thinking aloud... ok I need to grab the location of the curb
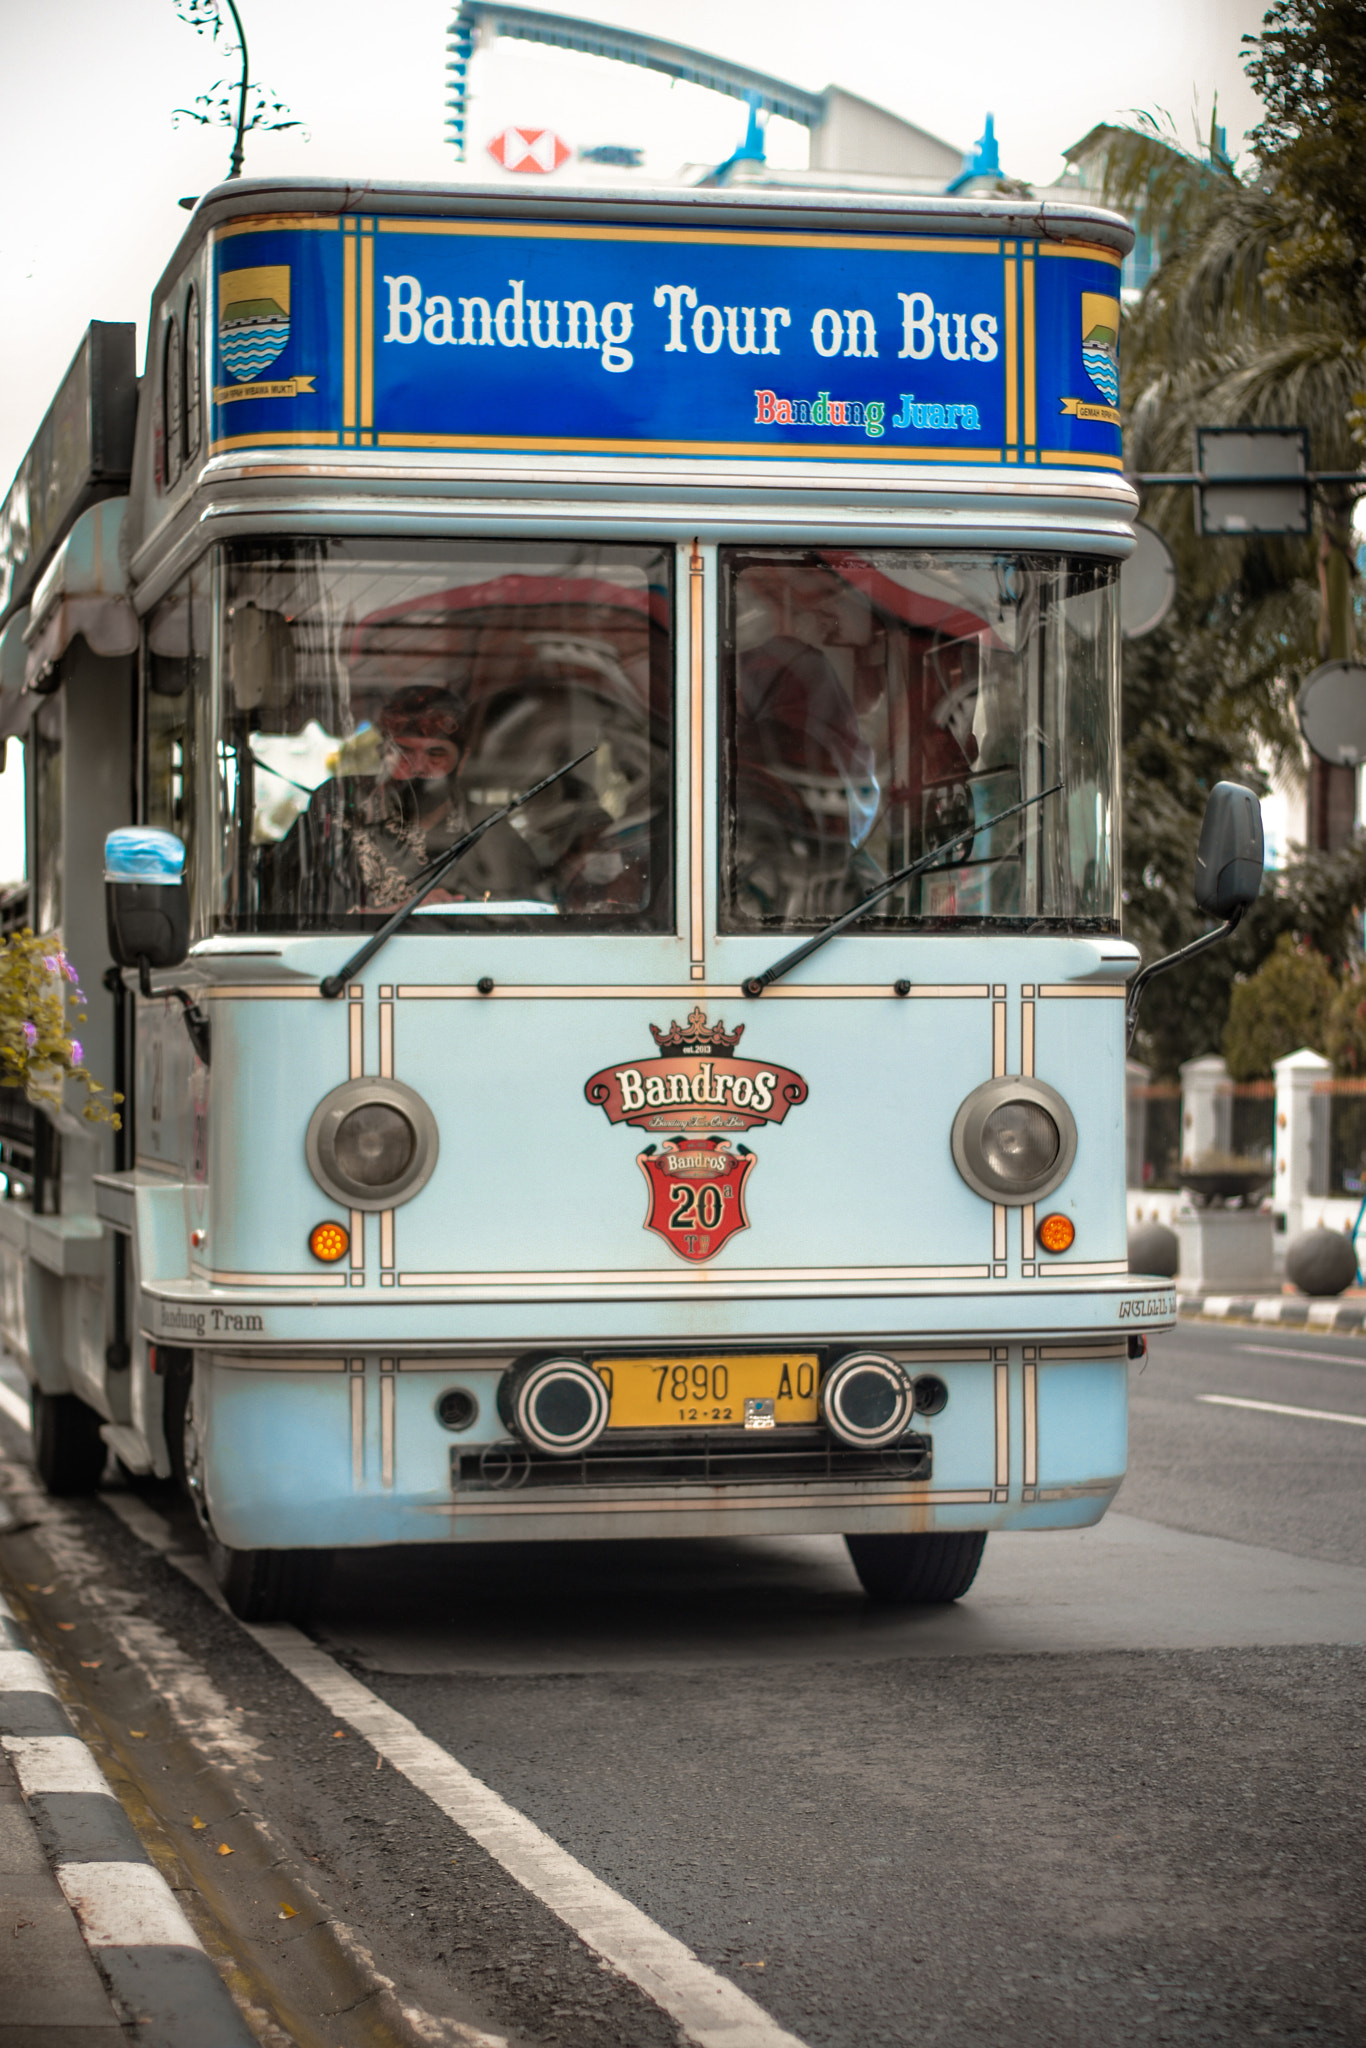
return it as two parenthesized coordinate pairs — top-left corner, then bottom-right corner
(0, 1585), (257, 2048)
(1178, 1292), (1366, 1332)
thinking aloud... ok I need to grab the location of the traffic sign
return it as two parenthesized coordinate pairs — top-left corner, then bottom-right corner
(1296, 660), (1366, 766)
(1196, 426), (1311, 536)
(1121, 521), (1177, 639)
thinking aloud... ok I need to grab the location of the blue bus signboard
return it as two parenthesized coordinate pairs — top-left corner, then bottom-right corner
(209, 216), (1122, 472)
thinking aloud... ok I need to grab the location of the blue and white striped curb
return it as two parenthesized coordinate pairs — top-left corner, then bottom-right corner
(0, 1587), (255, 2048)
(1178, 1293), (1366, 1333)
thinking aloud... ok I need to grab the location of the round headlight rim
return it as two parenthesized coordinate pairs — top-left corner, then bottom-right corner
(820, 1351), (915, 1449)
(950, 1075), (1078, 1206)
(305, 1076), (439, 1211)
(503, 1356), (611, 1458)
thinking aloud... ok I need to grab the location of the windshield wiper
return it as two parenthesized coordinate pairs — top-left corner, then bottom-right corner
(741, 782), (1062, 997)
(319, 744), (598, 999)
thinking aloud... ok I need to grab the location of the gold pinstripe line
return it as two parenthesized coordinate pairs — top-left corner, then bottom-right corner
(1003, 257), (1018, 447)
(1023, 1361), (1038, 1486)
(342, 231), (357, 430)
(995, 1363), (1010, 1488)
(1023, 253), (1037, 447)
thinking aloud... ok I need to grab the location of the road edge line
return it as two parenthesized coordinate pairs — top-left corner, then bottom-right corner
(107, 1495), (813, 2048)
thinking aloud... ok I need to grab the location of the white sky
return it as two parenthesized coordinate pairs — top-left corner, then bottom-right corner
(0, 0), (1271, 884)
(1, 0), (1270, 494)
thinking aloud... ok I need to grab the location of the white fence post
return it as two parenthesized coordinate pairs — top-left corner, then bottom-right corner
(1273, 1046), (1332, 1241)
(1180, 1054), (1232, 1165)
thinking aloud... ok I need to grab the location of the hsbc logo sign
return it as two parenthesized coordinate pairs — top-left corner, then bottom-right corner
(488, 127), (572, 174)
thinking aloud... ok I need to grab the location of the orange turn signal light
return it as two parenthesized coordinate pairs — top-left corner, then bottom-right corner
(309, 1220), (350, 1264)
(1037, 1213), (1075, 1254)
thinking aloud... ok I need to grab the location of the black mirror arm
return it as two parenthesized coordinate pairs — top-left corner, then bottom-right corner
(133, 956), (211, 1066)
(1125, 910), (1243, 1052)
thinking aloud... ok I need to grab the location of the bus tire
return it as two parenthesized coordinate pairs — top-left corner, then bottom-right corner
(207, 1539), (331, 1625)
(845, 1530), (987, 1605)
(30, 1387), (108, 1497)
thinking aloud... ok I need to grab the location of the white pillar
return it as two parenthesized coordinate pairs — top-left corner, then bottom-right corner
(1273, 1046), (1331, 1240)
(1179, 1054), (1231, 1166)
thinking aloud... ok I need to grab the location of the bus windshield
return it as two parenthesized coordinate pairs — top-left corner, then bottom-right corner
(720, 548), (1119, 933)
(153, 539), (674, 935)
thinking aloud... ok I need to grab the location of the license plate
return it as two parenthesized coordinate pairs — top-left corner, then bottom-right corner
(594, 1353), (820, 1430)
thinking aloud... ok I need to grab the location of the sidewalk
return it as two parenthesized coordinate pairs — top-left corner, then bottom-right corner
(0, 1574), (256, 2047)
(1178, 1291), (1366, 1332)
(0, 1738), (127, 2045)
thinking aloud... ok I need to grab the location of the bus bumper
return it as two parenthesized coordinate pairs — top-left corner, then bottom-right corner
(196, 1345), (1130, 1552)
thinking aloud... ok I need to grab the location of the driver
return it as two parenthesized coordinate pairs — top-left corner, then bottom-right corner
(271, 683), (543, 920)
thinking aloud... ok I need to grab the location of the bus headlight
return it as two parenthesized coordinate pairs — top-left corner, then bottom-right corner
(501, 1358), (610, 1457)
(305, 1078), (439, 1209)
(950, 1076), (1076, 1204)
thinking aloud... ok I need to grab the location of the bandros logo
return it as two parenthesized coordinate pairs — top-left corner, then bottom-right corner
(1080, 291), (1120, 407)
(219, 265), (291, 382)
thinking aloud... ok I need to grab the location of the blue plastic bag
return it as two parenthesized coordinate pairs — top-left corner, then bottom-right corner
(104, 827), (186, 883)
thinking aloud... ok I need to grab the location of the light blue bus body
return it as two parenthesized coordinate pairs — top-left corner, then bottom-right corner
(0, 179), (1175, 1587)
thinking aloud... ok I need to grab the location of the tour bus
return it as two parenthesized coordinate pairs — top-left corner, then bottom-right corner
(0, 177), (1259, 1622)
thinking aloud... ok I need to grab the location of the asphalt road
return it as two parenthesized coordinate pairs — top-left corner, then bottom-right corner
(1124, 1320), (1366, 1568)
(2, 1319), (1364, 2048)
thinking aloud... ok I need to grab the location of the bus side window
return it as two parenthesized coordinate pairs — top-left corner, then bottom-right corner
(32, 696), (62, 937)
(144, 569), (211, 935)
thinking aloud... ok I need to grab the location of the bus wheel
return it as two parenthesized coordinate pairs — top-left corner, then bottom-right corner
(845, 1531), (987, 1605)
(30, 1387), (108, 1497)
(206, 1539), (331, 1626)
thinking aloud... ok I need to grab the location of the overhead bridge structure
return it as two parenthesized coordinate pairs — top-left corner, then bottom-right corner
(445, 2), (827, 160)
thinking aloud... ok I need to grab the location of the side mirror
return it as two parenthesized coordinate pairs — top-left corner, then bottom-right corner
(1194, 782), (1264, 921)
(227, 601), (294, 712)
(105, 828), (189, 978)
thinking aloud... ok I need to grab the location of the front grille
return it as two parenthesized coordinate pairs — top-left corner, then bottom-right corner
(452, 1428), (933, 1493)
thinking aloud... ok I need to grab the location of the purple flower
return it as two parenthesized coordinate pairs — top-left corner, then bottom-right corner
(70, 1039), (82, 1065)
(23, 1022), (36, 1046)
(43, 955), (58, 975)
(63, 961), (77, 981)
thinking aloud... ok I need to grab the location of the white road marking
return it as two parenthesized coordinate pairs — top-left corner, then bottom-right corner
(1198, 1393), (1366, 1428)
(0, 1380), (30, 1430)
(1236, 1344), (1366, 1369)
(246, 1621), (808, 2048)
(58, 1859), (201, 1948)
(96, 1489), (811, 2048)
(4, 1733), (113, 1796)
(0, 1469), (506, 2048)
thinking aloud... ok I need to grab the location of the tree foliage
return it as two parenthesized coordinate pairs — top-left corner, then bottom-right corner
(1096, 0), (1366, 1076)
(1222, 932), (1339, 1077)
(1325, 965), (1366, 1076)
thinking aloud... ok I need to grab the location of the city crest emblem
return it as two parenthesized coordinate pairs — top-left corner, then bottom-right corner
(218, 265), (291, 382)
(1080, 291), (1120, 407)
(584, 1005), (809, 1265)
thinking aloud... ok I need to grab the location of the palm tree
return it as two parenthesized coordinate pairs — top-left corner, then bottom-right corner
(1067, 3), (1366, 1072)
(1087, 17), (1365, 849)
